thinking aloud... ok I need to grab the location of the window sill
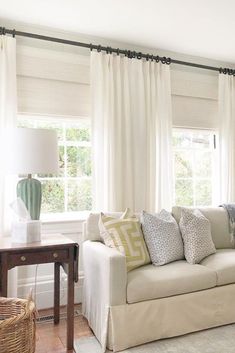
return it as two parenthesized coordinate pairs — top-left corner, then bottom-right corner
(41, 211), (90, 224)
(40, 212), (90, 235)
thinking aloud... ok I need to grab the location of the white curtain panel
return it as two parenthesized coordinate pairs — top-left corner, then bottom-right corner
(91, 52), (173, 212)
(218, 74), (235, 203)
(0, 35), (17, 296)
(0, 35), (17, 234)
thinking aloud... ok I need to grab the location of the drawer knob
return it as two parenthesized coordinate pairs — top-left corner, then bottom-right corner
(53, 252), (58, 258)
(21, 256), (26, 262)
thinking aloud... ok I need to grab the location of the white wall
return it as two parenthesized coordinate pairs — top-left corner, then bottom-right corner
(1, 17), (234, 309)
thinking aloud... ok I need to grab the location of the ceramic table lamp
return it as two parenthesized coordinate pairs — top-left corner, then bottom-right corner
(7, 128), (59, 220)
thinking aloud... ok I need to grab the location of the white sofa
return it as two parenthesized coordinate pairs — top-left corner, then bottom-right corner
(82, 207), (235, 352)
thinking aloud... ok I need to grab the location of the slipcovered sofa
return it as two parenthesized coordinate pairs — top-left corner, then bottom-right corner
(82, 207), (235, 352)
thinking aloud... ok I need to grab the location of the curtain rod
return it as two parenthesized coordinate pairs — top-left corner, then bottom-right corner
(1, 26), (234, 75)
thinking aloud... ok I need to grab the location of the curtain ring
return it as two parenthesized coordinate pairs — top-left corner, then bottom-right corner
(97, 45), (102, 53)
(161, 56), (167, 64)
(146, 54), (149, 61)
(155, 55), (160, 63)
(150, 55), (154, 61)
(2, 27), (6, 35)
(117, 48), (120, 56)
(12, 29), (16, 38)
(223, 68), (228, 74)
(219, 67), (223, 74)
(89, 43), (93, 51)
(137, 52), (142, 60)
(166, 57), (171, 65)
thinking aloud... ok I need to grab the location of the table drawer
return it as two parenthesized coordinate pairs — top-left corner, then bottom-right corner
(8, 249), (69, 266)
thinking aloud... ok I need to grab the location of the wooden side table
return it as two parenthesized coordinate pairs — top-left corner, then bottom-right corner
(0, 234), (79, 351)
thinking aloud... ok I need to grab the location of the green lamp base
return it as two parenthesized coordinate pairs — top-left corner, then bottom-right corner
(17, 175), (42, 220)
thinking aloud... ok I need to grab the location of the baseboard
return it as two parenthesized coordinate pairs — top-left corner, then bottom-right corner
(17, 272), (84, 310)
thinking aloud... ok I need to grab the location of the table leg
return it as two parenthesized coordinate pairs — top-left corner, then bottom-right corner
(67, 247), (75, 350)
(0, 254), (8, 297)
(54, 262), (60, 324)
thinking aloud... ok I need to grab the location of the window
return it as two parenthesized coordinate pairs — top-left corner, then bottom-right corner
(173, 129), (216, 207)
(18, 115), (92, 218)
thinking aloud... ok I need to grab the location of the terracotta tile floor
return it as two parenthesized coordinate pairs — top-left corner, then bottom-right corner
(35, 305), (93, 353)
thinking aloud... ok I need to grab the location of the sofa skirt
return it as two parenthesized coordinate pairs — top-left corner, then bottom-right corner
(108, 284), (235, 351)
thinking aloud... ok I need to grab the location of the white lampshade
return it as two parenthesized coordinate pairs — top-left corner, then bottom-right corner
(7, 128), (59, 174)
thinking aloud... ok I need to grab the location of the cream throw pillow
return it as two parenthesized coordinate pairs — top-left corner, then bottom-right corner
(99, 208), (150, 272)
(179, 208), (216, 264)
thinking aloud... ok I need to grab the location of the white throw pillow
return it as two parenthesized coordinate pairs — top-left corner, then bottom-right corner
(141, 209), (184, 266)
(179, 208), (216, 264)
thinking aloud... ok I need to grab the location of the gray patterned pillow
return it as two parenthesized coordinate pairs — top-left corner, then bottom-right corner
(179, 208), (216, 264)
(141, 209), (184, 266)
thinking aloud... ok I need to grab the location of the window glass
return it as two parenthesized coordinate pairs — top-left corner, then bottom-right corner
(173, 129), (215, 207)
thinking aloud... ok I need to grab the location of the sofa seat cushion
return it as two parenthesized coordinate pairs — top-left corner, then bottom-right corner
(200, 249), (235, 286)
(127, 261), (217, 303)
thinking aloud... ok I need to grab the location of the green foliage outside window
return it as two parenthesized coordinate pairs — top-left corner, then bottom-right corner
(41, 180), (65, 213)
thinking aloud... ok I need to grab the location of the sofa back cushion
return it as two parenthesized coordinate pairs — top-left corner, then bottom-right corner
(172, 206), (234, 249)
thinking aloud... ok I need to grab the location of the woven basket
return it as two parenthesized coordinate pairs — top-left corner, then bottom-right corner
(0, 296), (36, 353)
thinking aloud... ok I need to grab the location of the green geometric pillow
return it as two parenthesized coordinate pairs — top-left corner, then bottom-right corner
(99, 209), (150, 272)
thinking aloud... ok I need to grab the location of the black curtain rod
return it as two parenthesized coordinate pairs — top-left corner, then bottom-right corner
(1, 26), (234, 75)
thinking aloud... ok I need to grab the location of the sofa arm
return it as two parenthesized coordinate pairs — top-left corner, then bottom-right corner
(82, 241), (127, 350)
(82, 240), (127, 306)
